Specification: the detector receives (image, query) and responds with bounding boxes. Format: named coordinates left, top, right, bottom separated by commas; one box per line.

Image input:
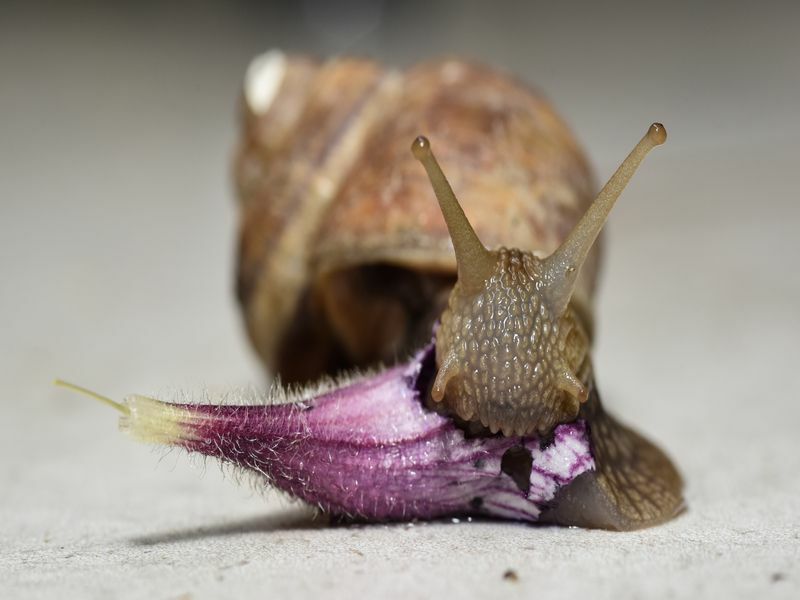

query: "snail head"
left=411, top=124, right=666, bottom=436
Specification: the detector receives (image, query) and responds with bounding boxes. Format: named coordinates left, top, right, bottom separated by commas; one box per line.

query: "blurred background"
left=1, top=1, right=798, bottom=598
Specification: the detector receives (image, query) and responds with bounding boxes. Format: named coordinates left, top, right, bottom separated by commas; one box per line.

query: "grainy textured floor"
left=1, top=2, right=798, bottom=599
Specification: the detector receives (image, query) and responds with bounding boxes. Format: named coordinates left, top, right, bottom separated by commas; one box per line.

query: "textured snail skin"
left=116, top=343, right=682, bottom=530
left=435, top=247, right=590, bottom=437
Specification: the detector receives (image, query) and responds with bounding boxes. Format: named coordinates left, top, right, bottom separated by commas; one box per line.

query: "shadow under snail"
left=59, top=53, right=684, bottom=532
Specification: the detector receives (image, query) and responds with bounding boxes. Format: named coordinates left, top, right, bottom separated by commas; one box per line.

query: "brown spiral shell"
left=234, top=52, right=597, bottom=383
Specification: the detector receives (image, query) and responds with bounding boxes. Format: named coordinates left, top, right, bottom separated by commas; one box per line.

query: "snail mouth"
left=286, top=263, right=453, bottom=380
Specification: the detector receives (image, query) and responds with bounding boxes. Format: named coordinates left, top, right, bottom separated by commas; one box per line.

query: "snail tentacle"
left=411, top=136, right=496, bottom=293
left=557, top=367, right=588, bottom=405
left=542, top=123, right=667, bottom=315
left=413, top=124, right=667, bottom=437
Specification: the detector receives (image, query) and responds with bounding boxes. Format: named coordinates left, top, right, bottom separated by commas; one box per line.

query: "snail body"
left=412, top=125, right=665, bottom=437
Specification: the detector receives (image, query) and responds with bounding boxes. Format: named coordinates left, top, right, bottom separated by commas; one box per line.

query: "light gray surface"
left=1, top=2, right=798, bottom=598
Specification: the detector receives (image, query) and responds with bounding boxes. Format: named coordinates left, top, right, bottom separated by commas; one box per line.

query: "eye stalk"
left=413, top=124, right=667, bottom=436
left=541, top=123, right=666, bottom=315
left=411, top=136, right=496, bottom=292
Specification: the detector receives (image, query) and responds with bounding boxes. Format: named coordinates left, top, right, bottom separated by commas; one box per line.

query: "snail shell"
left=234, top=51, right=598, bottom=383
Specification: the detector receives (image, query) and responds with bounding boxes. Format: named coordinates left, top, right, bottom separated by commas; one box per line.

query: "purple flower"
left=119, top=345, right=595, bottom=523
left=58, top=339, right=683, bottom=530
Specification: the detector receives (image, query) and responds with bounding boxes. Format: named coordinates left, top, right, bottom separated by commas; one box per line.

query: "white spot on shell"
left=441, top=61, right=465, bottom=84
left=312, top=174, right=335, bottom=199
left=245, top=49, right=287, bottom=115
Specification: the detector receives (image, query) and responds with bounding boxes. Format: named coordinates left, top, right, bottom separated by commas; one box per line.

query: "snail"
left=58, top=52, right=684, bottom=532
